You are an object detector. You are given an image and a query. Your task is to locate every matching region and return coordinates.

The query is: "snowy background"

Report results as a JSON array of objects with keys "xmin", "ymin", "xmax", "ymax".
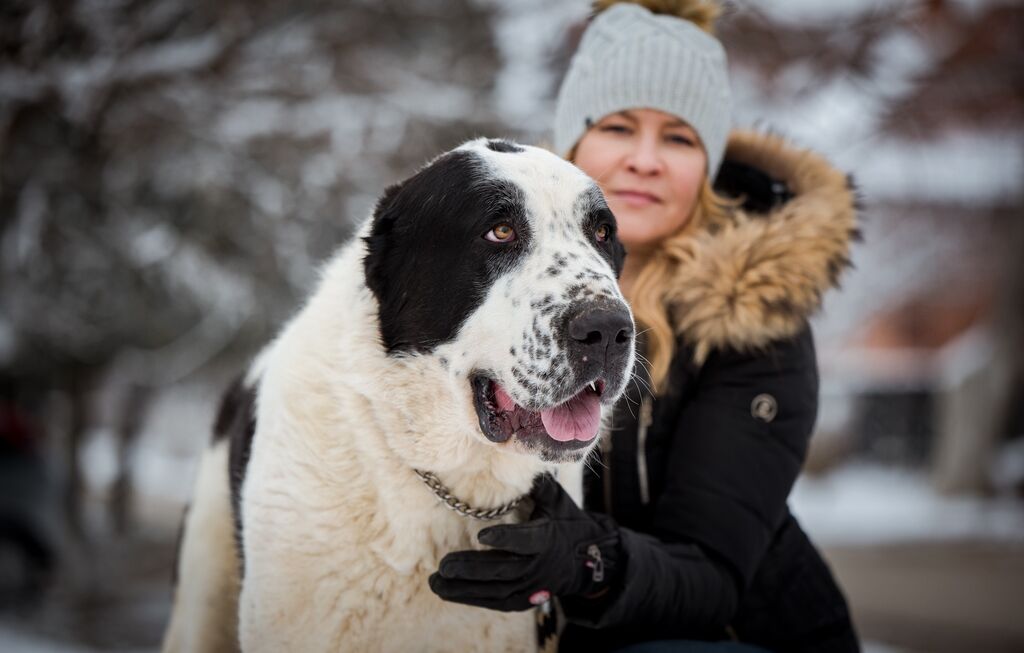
[{"xmin": 1, "ymin": 0, "xmax": 1022, "ymax": 651}]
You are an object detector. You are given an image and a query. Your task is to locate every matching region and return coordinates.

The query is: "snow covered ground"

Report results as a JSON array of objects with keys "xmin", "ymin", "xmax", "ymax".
[{"xmin": 792, "ymin": 461, "xmax": 1024, "ymax": 546}]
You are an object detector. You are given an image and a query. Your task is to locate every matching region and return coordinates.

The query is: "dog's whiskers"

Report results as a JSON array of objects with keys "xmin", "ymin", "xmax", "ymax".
[
  {"xmin": 632, "ymin": 374, "xmax": 653, "ymax": 396},
  {"xmin": 583, "ymin": 446, "xmax": 607, "ymax": 472},
  {"xmin": 629, "ymin": 366, "xmax": 653, "ymax": 395}
]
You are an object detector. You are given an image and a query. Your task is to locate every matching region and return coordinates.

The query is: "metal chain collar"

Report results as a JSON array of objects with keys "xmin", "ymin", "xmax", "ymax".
[{"xmin": 414, "ymin": 469, "xmax": 525, "ymax": 521}]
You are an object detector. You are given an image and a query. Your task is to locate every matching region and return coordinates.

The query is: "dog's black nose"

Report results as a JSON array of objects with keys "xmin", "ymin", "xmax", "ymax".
[{"xmin": 567, "ymin": 305, "xmax": 633, "ymax": 371}]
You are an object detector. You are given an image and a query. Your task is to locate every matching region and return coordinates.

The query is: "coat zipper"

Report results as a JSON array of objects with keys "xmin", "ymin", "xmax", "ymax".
[
  {"xmin": 637, "ymin": 395, "xmax": 653, "ymax": 506},
  {"xmin": 585, "ymin": 544, "xmax": 605, "ymax": 583}
]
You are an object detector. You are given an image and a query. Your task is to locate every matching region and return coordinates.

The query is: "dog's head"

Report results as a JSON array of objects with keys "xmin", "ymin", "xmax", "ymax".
[{"xmin": 363, "ymin": 138, "xmax": 634, "ymax": 463}]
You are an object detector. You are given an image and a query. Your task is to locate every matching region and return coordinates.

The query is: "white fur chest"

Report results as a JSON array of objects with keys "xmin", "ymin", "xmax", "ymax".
[{"xmin": 238, "ymin": 414, "xmax": 537, "ymax": 652}]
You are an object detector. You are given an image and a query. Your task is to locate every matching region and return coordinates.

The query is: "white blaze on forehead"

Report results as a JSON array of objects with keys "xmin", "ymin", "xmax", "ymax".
[{"xmin": 458, "ymin": 139, "xmax": 599, "ymax": 220}]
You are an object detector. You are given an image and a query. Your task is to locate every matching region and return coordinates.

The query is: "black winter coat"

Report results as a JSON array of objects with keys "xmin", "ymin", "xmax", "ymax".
[{"xmin": 558, "ymin": 130, "xmax": 862, "ymax": 653}]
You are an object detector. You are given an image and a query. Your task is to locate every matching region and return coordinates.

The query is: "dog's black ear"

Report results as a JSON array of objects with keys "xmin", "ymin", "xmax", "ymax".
[
  {"xmin": 361, "ymin": 149, "xmax": 534, "ymax": 354},
  {"xmin": 363, "ymin": 179, "xmax": 405, "ymax": 301}
]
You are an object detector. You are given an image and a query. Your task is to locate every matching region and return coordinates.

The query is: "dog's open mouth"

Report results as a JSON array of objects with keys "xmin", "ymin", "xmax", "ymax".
[{"xmin": 471, "ymin": 374, "xmax": 605, "ymax": 448}]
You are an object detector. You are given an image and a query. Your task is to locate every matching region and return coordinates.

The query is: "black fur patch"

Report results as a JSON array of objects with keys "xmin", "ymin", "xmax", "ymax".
[
  {"xmin": 486, "ymin": 139, "xmax": 524, "ymax": 153},
  {"xmin": 212, "ymin": 375, "xmax": 257, "ymax": 574},
  {"xmin": 363, "ymin": 151, "xmax": 531, "ymax": 353}
]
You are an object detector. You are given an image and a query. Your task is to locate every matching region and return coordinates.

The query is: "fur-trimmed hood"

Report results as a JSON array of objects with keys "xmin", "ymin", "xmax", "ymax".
[{"xmin": 667, "ymin": 129, "xmax": 859, "ymax": 363}]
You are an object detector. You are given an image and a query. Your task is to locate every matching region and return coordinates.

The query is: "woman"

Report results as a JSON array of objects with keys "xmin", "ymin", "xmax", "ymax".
[{"xmin": 430, "ymin": 2, "xmax": 860, "ymax": 651}]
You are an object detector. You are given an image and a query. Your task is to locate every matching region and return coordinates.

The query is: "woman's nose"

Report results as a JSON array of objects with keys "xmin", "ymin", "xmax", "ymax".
[{"xmin": 625, "ymin": 137, "xmax": 662, "ymax": 176}]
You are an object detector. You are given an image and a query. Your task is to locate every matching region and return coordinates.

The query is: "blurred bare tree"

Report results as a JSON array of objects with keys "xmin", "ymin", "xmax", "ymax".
[{"xmin": 0, "ymin": 0, "xmax": 512, "ymax": 536}]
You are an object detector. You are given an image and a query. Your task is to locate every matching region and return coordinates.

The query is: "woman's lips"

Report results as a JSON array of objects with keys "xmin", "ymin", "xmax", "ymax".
[{"xmin": 612, "ymin": 190, "xmax": 661, "ymax": 206}]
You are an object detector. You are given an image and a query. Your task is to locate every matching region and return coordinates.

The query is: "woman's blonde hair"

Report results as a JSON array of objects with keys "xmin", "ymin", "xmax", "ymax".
[{"xmin": 623, "ymin": 179, "xmax": 734, "ymax": 395}]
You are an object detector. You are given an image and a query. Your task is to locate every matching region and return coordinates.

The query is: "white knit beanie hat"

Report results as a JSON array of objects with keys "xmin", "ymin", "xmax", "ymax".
[{"xmin": 554, "ymin": 1, "xmax": 732, "ymax": 176}]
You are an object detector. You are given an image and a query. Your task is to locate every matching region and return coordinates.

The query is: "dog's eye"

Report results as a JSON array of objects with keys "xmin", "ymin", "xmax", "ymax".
[
  {"xmin": 595, "ymin": 224, "xmax": 611, "ymax": 242},
  {"xmin": 485, "ymin": 223, "xmax": 516, "ymax": 243}
]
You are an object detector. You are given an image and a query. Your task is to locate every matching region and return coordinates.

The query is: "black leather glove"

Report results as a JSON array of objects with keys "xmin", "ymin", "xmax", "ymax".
[{"xmin": 429, "ymin": 473, "xmax": 620, "ymax": 612}]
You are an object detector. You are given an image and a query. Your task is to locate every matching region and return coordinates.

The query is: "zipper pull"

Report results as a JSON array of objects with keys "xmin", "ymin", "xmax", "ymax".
[
  {"xmin": 637, "ymin": 396, "xmax": 653, "ymax": 506},
  {"xmin": 640, "ymin": 397, "xmax": 653, "ymax": 430},
  {"xmin": 585, "ymin": 544, "xmax": 605, "ymax": 583}
]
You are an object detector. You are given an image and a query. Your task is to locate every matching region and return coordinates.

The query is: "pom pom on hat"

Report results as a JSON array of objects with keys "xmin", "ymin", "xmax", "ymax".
[{"xmin": 592, "ymin": 0, "xmax": 721, "ymax": 34}]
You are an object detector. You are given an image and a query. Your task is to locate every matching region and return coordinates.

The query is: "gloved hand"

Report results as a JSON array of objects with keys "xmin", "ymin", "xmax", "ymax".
[{"xmin": 428, "ymin": 473, "xmax": 620, "ymax": 612}]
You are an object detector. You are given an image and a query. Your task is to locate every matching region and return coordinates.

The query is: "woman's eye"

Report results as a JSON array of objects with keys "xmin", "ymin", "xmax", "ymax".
[
  {"xmin": 595, "ymin": 224, "xmax": 611, "ymax": 242},
  {"xmin": 667, "ymin": 134, "xmax": 695, "ymax": 146},
  {"xmin": 485, "ymin": 223, "xmax": 516, "ymax": 243},
  {"xmin": 599, "ymin": 124, "xmax": 631, "ymax": 135}
]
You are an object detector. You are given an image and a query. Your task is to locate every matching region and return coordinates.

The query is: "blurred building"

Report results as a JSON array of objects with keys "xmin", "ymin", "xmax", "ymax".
[{"xmin": 719, "ymin": 0, "xmax": 1024, "ymax": 494}]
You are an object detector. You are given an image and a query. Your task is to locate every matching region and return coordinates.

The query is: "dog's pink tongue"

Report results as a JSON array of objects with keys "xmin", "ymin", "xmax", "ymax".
[{"xmin": 541, "ymin": 392, "xmax": 601, "ymax": 442}]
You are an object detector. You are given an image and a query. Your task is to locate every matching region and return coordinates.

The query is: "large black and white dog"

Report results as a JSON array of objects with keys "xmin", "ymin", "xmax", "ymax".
[{"xmin": 162, "ymin": 139, "xmax": 635, "ymax": 652}]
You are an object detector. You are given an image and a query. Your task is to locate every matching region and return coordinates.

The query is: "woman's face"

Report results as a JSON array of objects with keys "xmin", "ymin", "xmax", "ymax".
[{"xmin": 574, "ymin": 108, "xmax": 707, "ymax": 251}]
